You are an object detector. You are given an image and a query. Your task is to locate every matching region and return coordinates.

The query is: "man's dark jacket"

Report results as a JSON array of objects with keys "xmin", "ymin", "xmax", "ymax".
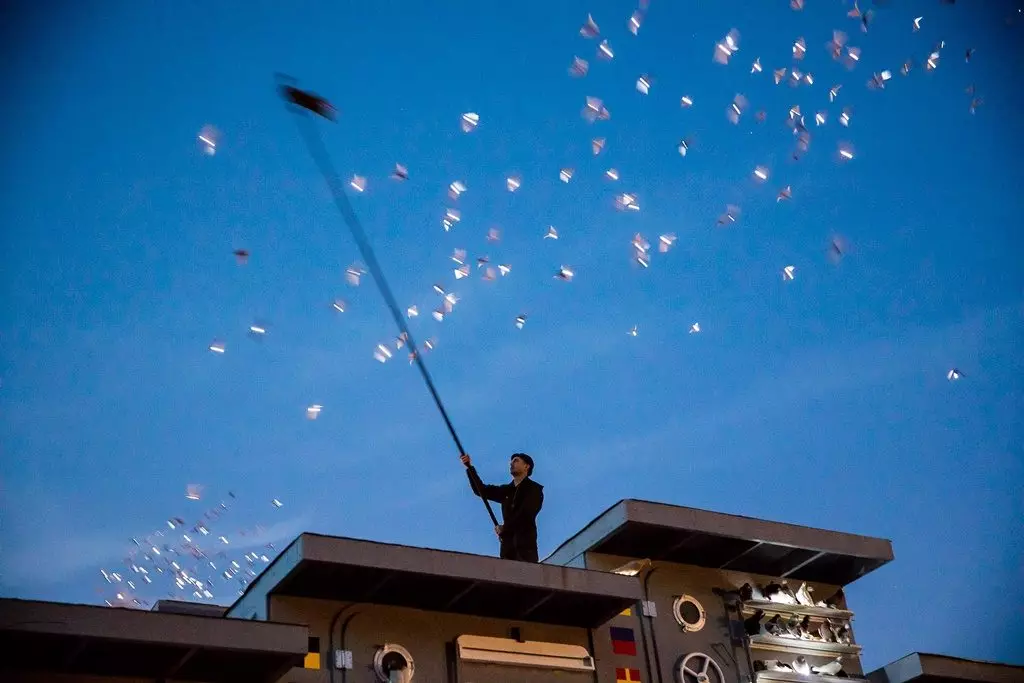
[{"xmin": 466, "ymin": 468, "xmax": 544, "ymax": 562}]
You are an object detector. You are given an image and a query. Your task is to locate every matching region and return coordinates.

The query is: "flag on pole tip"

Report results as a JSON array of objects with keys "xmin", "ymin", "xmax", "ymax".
[{"xmin": 278, "ymin": 78, "xmax": 337, "ymax": 121}]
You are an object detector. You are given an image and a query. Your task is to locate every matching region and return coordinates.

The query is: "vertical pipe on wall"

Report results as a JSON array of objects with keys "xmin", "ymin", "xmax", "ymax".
[
  {"xmin": 730, "ymin": 600, "xmax": 756, "ymax": 683},
  {"xmin": 643, "ymin": 568, "xmax": 664, "ymax": 683},
  {"xmin": 586, "ymin": 627, "xmax": 601, "ymax": 683},
  {"xmin": 338, "ymin": 610, "xmax": 361, "ymax": 683},
  {"xmin": 636, "ymin": 598, "xmax": 656, "ymax": 683},
  {"xmin": 328, "ymin": 604, "xmax": 358, "ymax": 683},
  {"xmin": 445, "ymin": 640, "xmax": 459, "ymax": 683}
]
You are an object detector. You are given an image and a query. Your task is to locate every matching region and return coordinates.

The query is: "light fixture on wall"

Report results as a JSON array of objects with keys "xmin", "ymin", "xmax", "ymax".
[
  {"xmin": 672, "ymin": 595, "xmax": 707, "ymax": 633},
  {"xmin": 373, "ymin": 644, "xmax": 415, "ymax": 683}
]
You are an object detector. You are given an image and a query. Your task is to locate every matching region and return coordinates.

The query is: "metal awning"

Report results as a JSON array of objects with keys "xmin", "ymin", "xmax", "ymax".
[
  {"xmin": 544, "ymin": 499, "xmax": 894, "ymax": 586},
  {"xmin": 0, "ymin": 598, "xmax": 307, "ymax": 682},
  {"xmin": 229, "ymin": 533, "xmax": 641, "ymax": 628}
]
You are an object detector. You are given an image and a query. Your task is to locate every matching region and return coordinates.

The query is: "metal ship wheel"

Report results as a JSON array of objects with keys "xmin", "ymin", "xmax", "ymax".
[{"xmin": 678, "ymin": 651, "xmax": 724, "ymax": 683}]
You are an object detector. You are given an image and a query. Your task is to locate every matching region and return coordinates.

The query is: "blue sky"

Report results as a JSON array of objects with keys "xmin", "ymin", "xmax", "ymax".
[{"xmin": 2, "ymin": 0, "xmax": 1022, "ymax": 669}]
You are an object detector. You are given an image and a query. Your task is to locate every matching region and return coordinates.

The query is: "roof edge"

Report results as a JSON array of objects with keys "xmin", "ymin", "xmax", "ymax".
[
  {"xmin": 0, "ymin": 597, "xmax": 309, "ymax": 653},
  {"xmin": 544, "ymin": 498, "xmax": 895, "ymax": 572},
  {"xmin": 226, "ymin": 532, "xmax": 306, "ymax": 618},
  {"xmin": 544, "ymin": 498, "xmax": 627, "ymax": 565},
  {"xmin": 624, "ymin": 499, "xmax": 895, "ymax": 558},
  {"xmin": 868, "ymin": 652, "xmax": 1024, "ymax": 683}
]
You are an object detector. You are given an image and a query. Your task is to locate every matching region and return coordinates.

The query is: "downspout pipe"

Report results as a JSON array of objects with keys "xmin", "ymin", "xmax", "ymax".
[
  {"xmin": 635, "ymin": 595, "xmax": 656, "ymax": 683},
  {"xmin": 643, "ymin": 568, "xmax": 664, "ymax": 683},
  {"xmin": 586, "ymin": 628, "xmax": 601, "ymax": 683},
  {"xmin": 328, "ymin": 603, "xmax": 360, "ymax": 683},
  {"xmin": 713, "ymin": 590, "xmax": 754, "ymax": 683},
  {"xmin": 339, "ymin": 611, "xmax": 361, "ymax": 683}
]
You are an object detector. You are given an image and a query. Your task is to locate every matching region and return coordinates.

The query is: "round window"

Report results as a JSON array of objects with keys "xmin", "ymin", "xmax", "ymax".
[
  {"xmin": 672, "ymin": 594, "xmax": 707, "ymax": 633},
  {"xmin": 374, "ymin": 644, "xmax": 415, "ymax": 683}
]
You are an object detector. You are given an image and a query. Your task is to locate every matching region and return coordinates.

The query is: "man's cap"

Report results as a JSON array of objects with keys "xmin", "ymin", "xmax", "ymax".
[{"xmin": 512, "ymin": 452, "xmax": 534, "ymax": 475}]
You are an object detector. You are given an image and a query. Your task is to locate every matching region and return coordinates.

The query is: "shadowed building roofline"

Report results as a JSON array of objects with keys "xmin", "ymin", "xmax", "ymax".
[
  {"xmin": 543, "ymin": 498, "xmax": 894, "ymax": 585},
  {"xmin": 227, "ymin": 532, "xmax": 641, "ymax": 627},
  {"xmin": 0, "ymin": 597, "xmax": 308, "ymax": 682}
]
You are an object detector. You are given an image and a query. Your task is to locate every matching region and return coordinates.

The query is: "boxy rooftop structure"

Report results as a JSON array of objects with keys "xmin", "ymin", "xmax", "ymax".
[
  {"xmin": 545, "ymin": 499, "xmax": 894, "ymax": 583},
  {"xmin": 4, "ymin": 497, "xmax": 1012, "ymax": 683},
  {"xmin": 227, "ymin": 533, "xmax": 641, "ymax": 626}
]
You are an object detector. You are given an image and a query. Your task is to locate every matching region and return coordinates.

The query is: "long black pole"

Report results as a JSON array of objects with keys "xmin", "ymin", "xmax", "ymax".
[{"xmin": 280, "ymin": 88, "xmax": 499, "ymax": 528}]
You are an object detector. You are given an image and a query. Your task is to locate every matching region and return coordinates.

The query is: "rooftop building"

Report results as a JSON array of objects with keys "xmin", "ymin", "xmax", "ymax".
[{"xmin": 1, "ymin": 498, "xmax": 1018, "ymax": 683}]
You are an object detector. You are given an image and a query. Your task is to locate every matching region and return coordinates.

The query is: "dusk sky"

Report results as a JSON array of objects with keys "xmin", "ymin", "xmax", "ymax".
[{"xmin": 2, "ymin": 0, "xmax": 1022, "ymax": 669}]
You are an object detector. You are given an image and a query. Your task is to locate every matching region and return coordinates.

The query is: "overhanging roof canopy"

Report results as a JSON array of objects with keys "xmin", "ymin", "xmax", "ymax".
[
  {"xmin": 231, "ymin": 533, "xmax": 641, "ymax": 628},
  {"xmin": 152, "ymin": 598, "xmax": 227, "ymax": 617},
  {"xmin": 545, "ymin": 499, "xmax": 894, "ymax": 586},
  {"xmin": 0, "ymin": 598, "xmax": 307, "ymax": 683},
  {"xmin": 867, "ymin": 653, "xmax": 1024, "ymax": 683}
]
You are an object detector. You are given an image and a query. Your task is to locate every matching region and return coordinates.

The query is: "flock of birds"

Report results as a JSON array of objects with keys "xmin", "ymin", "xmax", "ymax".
[
  {"xmin": 97, "ymin": 488, "xmax": 284, "ymax": 608},
  {"xmin": 755, "ymin": 656, "xmax": 849, "ymax": 678},
  {"xmin": 733, "ymin": 580, "xmax": 855, "ymax": 645},
  {"xmin": 203, "ymin": 0, "xmax": 977, "ymax": 427},
  {"xmin": 734, "ymin": 580, "xmax": 856, "ymax": 677},
  {"xmin": 103, "ymin": 0, "xmax": 993, "ymax": 608}
]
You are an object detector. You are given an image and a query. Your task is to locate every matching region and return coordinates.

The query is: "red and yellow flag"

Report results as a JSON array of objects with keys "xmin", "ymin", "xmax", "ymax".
[{"xmin": 616, "ymin": 667, "xmax": 642, "ymax": 683}]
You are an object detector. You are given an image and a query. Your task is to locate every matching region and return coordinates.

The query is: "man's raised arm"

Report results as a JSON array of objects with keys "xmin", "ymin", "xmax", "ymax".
[{"xmin": 461, "ymin": 454, "xmax": 505, "ymax": 503}]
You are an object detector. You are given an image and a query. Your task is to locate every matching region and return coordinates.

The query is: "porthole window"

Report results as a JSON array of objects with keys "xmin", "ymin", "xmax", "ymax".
[
  {"xmin": 374, "ymin": 643, "xmax": 415, "ymax": 683},
  {"xmin": 672, "ymin": 594, "xmax": 707, "ymax": 633}
]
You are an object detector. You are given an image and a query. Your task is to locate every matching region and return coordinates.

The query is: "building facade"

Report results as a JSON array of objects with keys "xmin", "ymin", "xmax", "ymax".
[{"xmin": 2, "ymin": 498, "xmax": 1020, "ymax": 683}]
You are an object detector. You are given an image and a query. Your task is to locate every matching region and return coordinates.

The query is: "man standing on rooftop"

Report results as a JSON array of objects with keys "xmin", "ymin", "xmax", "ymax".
[{"xmin": 461, "ymin": 453, "xmax": 544, "ymax": 562}]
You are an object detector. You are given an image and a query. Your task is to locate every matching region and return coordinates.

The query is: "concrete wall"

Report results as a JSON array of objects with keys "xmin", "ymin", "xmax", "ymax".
[
  {"xmin": 259, "ymin": 553, "xmax": 864, "ymax": 683},
  {"xmin": 231, "ymin": 587, "xmax": 268, "ymax": 621},
  {"xmin": 269, "ymin": 595, "xmax": 599, "ymax": 683},
  {"xmin": 585, "ymin": 552, "xmax": 864, "ymax": 683}
]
